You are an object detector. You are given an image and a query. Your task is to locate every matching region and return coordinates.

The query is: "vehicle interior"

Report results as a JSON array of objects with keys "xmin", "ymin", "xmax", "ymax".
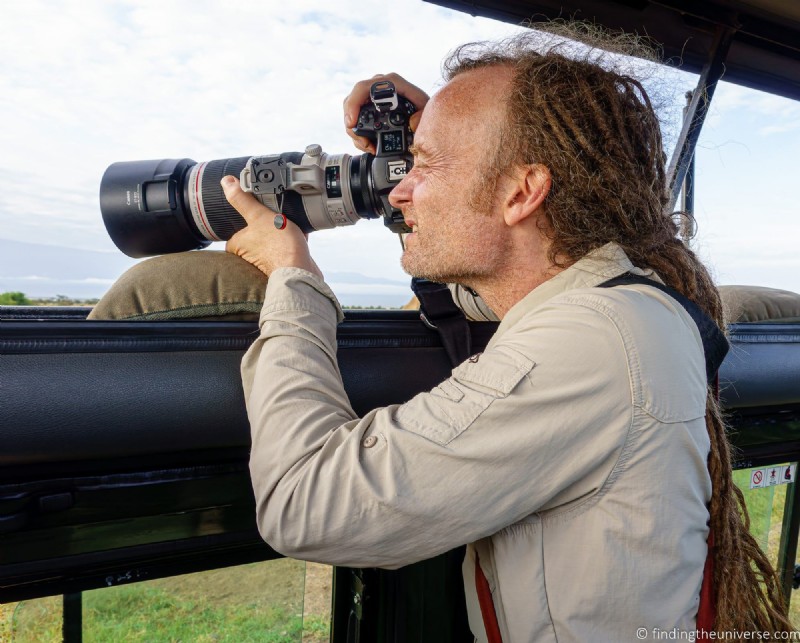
[{"xmin": 2, "ymin": 0, "xmax": 800, "ymax": 641}]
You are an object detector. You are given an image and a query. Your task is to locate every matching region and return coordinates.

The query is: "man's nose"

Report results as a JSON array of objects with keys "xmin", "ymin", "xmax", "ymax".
[{"xmin": 388, "ymin": 175, "xmax": 411, "ymax": 210}]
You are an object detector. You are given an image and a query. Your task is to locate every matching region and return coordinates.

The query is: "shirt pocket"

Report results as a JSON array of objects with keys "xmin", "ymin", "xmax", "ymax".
[{"xmin": 395, "ymin": 345, "xmax": 535, "ymax": 446}]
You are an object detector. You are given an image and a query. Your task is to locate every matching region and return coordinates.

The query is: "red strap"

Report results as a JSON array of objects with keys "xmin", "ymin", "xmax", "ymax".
[
  {"xmin": 475, "ymin": 553, "xmax": 503, "ymax": 643},
  {"xmin": 699, "ymin": 375, "xmax": 719, "ymax": 636},
  {"xmin": 475, "ymin": 530, "xmax": 714, "ymax": 642},
  {"xmin": 696, "ymin": 529, "xmax": 716, "ymax": 638}
]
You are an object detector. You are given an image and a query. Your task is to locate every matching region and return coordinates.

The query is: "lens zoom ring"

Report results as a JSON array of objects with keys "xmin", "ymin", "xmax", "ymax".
[{"xmin": 200, "ymin": 157, "xmax": 252, "ymax": 240}]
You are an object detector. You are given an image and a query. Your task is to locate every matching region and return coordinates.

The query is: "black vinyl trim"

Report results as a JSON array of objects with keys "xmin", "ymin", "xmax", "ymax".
[
  {"xmin": 0, "ymin": 531, "xmax": 278, "ymax": 603},
  {"xmin": 0, "ymin": 312, "xmax": 499, "ymax": 355}
]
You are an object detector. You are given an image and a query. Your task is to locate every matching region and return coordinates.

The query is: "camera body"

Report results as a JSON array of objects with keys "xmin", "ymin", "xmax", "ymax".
[
  {"xmin": 239, "ymin": 80, "xmax": 415, "ymax": 233},
  {"xmin": 351, "ymin": 80, "xmax": 417, "ymax": 228},
  {"xmin": 100, "ymin": 82, "xmax": 415, "ymax": 258}
]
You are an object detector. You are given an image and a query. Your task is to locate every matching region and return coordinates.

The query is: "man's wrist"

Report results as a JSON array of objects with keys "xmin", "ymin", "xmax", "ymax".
[{"xmin": 262, "ymin": 267, "xmax": 344, "ymax": 325}]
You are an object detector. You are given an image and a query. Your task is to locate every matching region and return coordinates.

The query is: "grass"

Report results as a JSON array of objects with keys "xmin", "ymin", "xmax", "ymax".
[
  {"xmin": 732, "ymin": 466, "xmax": 800, "ymax": 625},
  {"xmin": 2, "ymin": 468, "xmax": 798, "ymax": 639},
  {"xmin": 11, "ymin": 590, "xmax": 303, "ymax": 643},
  {"xmin": 4, "ymin": 559, "xmax": 331, "ymax": 643}
]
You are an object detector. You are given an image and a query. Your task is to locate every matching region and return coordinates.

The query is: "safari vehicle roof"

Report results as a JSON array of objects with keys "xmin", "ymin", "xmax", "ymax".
[{"xmin": 425, "ymin": 0, "xmax": 800, "ymax": 102}]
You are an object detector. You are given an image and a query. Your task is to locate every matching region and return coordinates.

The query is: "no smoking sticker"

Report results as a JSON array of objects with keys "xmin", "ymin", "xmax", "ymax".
[{"xmin": 749, "ymin": 464, "xmax": 796, "ymax": 489}]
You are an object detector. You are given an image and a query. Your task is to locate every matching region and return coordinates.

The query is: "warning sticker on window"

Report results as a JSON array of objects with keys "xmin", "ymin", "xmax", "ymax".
[{"xmin": 749, "ymin": 464, "xmax": 796, "ymax": 489}]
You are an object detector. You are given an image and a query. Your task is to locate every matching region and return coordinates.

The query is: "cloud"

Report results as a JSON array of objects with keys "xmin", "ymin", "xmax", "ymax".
[
  {"xmin": 0, "ymin": 0, "xmax": 527, "ymax": 285},
  {"xmin": 1, "ymin": 0, "xmax": 798, "ymax": 298},
  {"xmin": 759, "ymin": 122, "xmax": 800, "ymax": 136},
  {"xmin": 708, "ymin": 81, "xmax": 800, "ymax": 125}
]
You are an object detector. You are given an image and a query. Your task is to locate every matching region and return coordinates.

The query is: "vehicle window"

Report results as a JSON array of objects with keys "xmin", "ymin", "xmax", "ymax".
[
  {"xmin": 733, "ymin": 465, "xmax": 800, "ymax": 623},
  {"xmin": 691, "ymin": 83, "xmax": 800, "ymax": 293},
  {"xmin": 5, "ymin": 3, "xmax": 793, "ymax": 310},
  {"xmin": 0, "ymin": 2, "xmax": 527, "ymax": 311},
  {"xmin": 5, "ymin": 559, "xmax": 332, "ymax": 642}
]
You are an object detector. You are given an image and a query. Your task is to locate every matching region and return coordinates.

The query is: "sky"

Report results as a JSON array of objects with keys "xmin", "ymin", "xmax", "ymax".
[{"xmin": 0, "ymin": 0, "xmax": 799, "ymax": 303}]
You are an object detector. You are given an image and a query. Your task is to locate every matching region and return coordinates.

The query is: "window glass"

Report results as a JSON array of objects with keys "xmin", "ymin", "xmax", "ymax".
[
  {"xmin": 7, "ymin": 559, "xmax": 332, "ymax": 642},
  {"xmin": 4, "ymin": 3, "xmax": 794, "ymax": 309},
  {"xmin": 733, "ymin": 464, "xmax": 799, "ymax": 621},
  {"xmin": 0, "ymin": 2, "xmax": 526, "ymax": 310}
]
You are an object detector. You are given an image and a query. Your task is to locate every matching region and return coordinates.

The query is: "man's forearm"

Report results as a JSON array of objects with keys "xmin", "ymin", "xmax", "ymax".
[{"xmin": 242, "ymin": 268, "xmax": 375, "ymax": 563}]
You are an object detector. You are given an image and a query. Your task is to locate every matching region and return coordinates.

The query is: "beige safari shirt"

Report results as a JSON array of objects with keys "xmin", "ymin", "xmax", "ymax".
[{"xmin": 242, "ymin": 243, "xmax": 712, "ymax": 642}]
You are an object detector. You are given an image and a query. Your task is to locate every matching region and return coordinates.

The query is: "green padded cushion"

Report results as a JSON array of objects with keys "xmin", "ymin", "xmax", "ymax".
[
  {"xmin": 719, "ymin": 285, "xmax": 800, "ymax": 323},
  {"xmin": 88, "ymin": 251, "xmax": 267, "ymax": 321},
  {"xmin": 90, "ymin": 253, "xmax": 800, "ymax": 325}
]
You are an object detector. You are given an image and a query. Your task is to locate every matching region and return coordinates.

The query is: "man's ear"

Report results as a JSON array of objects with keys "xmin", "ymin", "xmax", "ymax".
[{"xmin": 503, "ymin": 164, "xmax": 551, "ymax": 227}]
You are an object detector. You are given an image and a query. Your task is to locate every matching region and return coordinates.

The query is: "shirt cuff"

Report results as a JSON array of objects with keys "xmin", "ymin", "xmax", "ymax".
[{"xmin": 260, "ymin": 267, "xmax": 345, "ymax": 326}]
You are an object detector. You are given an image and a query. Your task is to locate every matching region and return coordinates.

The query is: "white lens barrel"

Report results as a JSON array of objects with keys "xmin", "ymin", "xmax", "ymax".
[{"xmin": 186, "ymin": 162, "xmax": 221, "ymax": 241}]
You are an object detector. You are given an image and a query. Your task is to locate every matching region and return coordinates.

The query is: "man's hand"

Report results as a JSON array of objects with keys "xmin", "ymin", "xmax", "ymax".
[
  {"xmin": 344, "ymin": 73, "xmax": 429, "ymax": 154},
  {"xmin": 221, "ymin": 176, "xmax": 323, "ymax": 279}
]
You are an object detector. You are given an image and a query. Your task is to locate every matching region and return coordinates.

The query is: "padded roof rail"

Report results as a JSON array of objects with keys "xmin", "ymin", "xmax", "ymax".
[{"xmin": 424, "ymin": 0, "xmax": 800, "ymax": 100}]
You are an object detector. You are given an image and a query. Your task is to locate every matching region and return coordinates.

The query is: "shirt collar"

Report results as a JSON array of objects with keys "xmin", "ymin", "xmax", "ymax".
[{"xmin": 490, "ymin": 242, "xmax": 656, "ymax": 344}]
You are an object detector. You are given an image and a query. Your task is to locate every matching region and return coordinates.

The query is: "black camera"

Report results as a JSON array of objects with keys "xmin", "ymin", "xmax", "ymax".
[{"xmin": 100, "ymin": 81, "xmax": 415, "ymax": 258}]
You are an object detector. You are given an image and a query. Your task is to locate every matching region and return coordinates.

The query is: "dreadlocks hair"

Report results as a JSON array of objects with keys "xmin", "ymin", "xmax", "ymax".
[{"xmin": 443, "ymin": 28, "xmax": 794, "ymax": 632}]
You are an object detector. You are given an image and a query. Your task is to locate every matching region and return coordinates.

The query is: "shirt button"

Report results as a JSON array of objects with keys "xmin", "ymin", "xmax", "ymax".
[{"xmin": 362, "ymin": 436, "xmax": 378, "ymax": 448}]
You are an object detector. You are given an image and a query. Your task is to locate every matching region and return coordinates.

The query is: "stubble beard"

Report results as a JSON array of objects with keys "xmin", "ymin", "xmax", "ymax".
[
  {"xmin": 400, "ymin": 213, "xmax": 507, "ymax": 288},
  {"xmin": 401, "ymin": 249, "xmax": 469, "ymax": 284},
  {"xmin": 401, "ymin": 237, "xmax": 457, "ymax": 284},
  {"xmin": 400, "ymin": 173, "xmax": 507, "ymax": 285}
]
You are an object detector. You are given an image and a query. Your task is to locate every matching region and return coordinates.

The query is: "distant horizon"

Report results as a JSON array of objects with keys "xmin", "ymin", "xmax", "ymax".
[
  {"xmin": 0, "ymin": 236, "xmax": 414, "ymax": 305},
  {"xmin": 2, "ymin": 1, "xmax": 799, "ymax": 301},
  {"xmin": 3, "ymin": 231, "xmax": 800, "ymax": 306}
]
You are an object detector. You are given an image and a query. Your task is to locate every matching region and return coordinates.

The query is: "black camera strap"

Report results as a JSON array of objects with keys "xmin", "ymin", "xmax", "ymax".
[
  {"xmin": 599, "ymin": 272, "xmax": 729, "ymax": 384},
  {"xmin": 412, "ymin": 273, "xmax": 729, "ymax": 383},
  {"xmin": 411, "ymin": 277, "xmax": 473, "ymax": 364}
]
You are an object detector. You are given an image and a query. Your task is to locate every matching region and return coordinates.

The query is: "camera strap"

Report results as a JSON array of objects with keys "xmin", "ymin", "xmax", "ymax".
[
  {"xmin": 411, "ymin": 278, "xmax": 473, "ymax": 364},
  {"xmin": 598, "ymin": 272, "xmax": 729, "ymax": 384},
  {"xmin": 413, "ymin": 273, "xmax": 729, "ymax": 381}
]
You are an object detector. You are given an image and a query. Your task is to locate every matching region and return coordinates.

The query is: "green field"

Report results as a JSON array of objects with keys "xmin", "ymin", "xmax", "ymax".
[
  {"xmin": 2, "ymin": 468, "xmax": 797, "ymax": 640},
  {"xmin": 731, "ymin": 466, "xmax": 800, "ymax": 624},
  {"xmin": 3, "ymin": 559, "xmax": 331, "ymax": 643}
]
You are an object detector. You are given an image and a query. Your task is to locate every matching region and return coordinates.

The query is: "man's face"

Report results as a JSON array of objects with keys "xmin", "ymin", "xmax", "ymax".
[{"xmin": 388, "ymin": 66, "xmax": 514, "ymax": 287}]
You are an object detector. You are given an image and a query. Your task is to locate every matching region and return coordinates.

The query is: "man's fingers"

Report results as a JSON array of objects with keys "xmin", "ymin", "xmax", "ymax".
[
  {"xmin": 344, "ymin": 73, "xmax": 429, "ymax": 123},
  {"xmin": 343, "ymin": 77, "xmax": 379, "ymax": 127},
  {"xmin": 345, "ymin": 128, "xmax": 377, "ymax": 154},
  {"xmin": 343, "ymin": 73, "xmax": 430, "ymax": 148},
  {"xmin": 409, "ymin": 111, "xmax": 422, "ymax": 133},
  {"xmin": 220, "ymin": 176, "xmax": 269, "ymax": 225}
]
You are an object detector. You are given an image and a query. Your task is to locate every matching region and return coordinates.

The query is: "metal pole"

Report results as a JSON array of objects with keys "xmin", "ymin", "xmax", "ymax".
[
  {"xmin": 667, "ymin": 24, "xmax": 736, "ymax": 212},
  {"xmin": 62, "ymin": 592, "xmax": 82, "ymax": 643},
  {"xmin": 679, "ymin": 91, "xmax": 697, "ymax": 242},
  {"xmin": 777, "ymin": 469, "xmax": 800, "ymax": 609}
]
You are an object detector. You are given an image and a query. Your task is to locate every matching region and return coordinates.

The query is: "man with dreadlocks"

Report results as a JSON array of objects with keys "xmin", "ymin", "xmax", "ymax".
[{"xmin": 221, "ymin": 32, "xmax": 792, "ymax": 641}]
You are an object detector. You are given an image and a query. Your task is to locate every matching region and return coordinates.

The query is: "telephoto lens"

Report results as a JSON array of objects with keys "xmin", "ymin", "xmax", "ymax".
[
  {"xmin": 100, "ymin": 154, "xmax": 311, "ymax": 258},
  {"xmin": 100, "ymin": 83, "xmax": 414, "ymax": 258}
]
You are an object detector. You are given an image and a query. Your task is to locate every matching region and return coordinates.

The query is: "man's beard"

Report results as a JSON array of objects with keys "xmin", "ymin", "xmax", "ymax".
[
  {"xmin": 398, "ymin": 174, "xmax": 505, "ymax": 284},
  {"xmin": 400, "ymin": 219, "xmax": 505, "ymax": 287}
]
